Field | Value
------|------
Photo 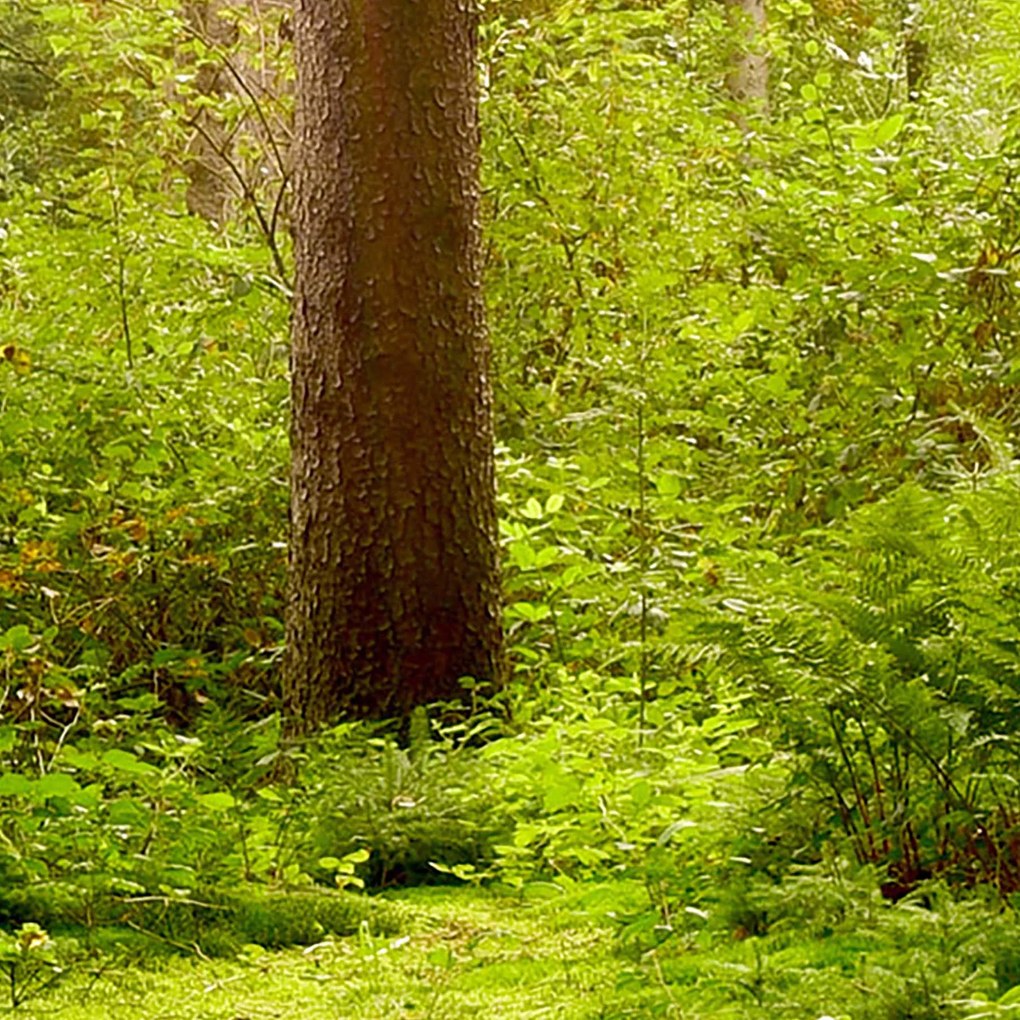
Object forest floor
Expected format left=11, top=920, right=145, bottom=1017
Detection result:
left=33, top=888, right=638, bottom=1020
left=23, top=883, right=1017, bottom=1019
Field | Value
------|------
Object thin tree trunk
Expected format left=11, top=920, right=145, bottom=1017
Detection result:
left=724, top=0, right=769, bottom=123
left=901, top=2, right=928, bottom=102
left=284, top=0, right=504, bottom=726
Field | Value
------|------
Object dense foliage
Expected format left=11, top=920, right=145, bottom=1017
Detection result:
left=0, top=0, right=1019, bottom=1015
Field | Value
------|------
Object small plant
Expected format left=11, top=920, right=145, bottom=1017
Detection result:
left=305, top=713, right=512, bottom=888
left=0, top=923, right=78, bottom=1009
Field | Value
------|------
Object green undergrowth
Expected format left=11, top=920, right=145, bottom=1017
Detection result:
left=11, top=881, right=1020, bottom=1019
left=2, top=0, right=1020, bottom=1017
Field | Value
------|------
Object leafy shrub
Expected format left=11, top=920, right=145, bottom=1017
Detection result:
left=468, top=666, right=770, bottom=942
left=629, top=863, right=1020, bottom=1019
left=0, top=923, right=80, bottom=1009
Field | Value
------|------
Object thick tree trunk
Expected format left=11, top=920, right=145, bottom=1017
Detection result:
left=724, top=0, right=769, bottom=122
left=284, top=0, right=504, bottom=725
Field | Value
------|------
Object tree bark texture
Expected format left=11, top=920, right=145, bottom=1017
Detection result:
left=284, top=0, right=503, bottom=725
left=724, top=0, right=769, bottom=122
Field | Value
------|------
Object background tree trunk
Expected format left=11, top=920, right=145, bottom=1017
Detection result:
left=182, top=0, right=238, bottom=223
left=901, top=1, right=928, bottom=102
left=284, top=0, right=504, bottom=726
left=724, top=0, right=769, bottom=123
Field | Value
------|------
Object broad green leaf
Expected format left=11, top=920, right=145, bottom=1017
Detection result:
left=513, top=823, right=542, bottom=848
left=874, top=112, right=906, bottom=146
left=630, top=780, right=652, bottom=808
left=0, top=626, right=32, bottom=652
left=36, top=773, right=81, bottom=799
left=107, top=797, right=150, bottom=826
left=521, top=497, right=544, bottom=520
left=508, top=541, right=537, bottom=570
left=101, top=749, right=157, bottom=775
left=0, top=774, right=33, bottom=797
left=198, top=791, right=236, bottom=811
left=656, top=473, right=681, bottom=498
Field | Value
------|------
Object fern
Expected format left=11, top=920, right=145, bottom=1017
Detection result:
left=701, top=470, right=1020, bottom=895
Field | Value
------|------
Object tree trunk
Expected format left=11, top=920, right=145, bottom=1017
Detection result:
left=284, top=0, right=504, bottom=726
left=900, top=2, right=928, bottom=102
left=724, top=0, right=769, bottom=123
left=182, top=0, right=238, bottom=223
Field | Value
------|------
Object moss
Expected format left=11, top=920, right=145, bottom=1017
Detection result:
left=0, top=882, right=404, bottom=957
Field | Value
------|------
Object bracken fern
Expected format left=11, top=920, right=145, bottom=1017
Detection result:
left=699, top=473, right=1020, bottom=896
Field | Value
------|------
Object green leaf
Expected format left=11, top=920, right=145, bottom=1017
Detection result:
left=0, top=774, right=33, bottom=797
left=36, top=773, right=81, bottom=799
left=630, top=780, right=652, bottom=808
left=850, top=130, right=871, bottom=152
left=535, top=546, right=559, bottom=568
left=656, top=474, right=681, bottom=498
left=60, top=747, right=99, bottom=770
left=545, top=493, right=565, bottom=514
left=0, top=626, right=32, bottom=652
left=197, top=791, right=236, bottom=811
left=40, top=5, right=75, bottom=23
left=508, top=601, right=551, bottom=623
left=874, top=112, right=906, bottom=146
left=101, top=749, right=157, bottom=775
left=521, top=497, right=544, bottom=520
left=107, top=797, right=150, bottom=827
left=513, top=823, right=542, bottom=848
left=426, top=946, right=455, bottom=968
left=101, top=442, right=135, bottom=462
left=542, top=773, right=581, bottom=811
left=508, top=541, right=537, bottom=570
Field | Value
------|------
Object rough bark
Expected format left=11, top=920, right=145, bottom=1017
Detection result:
left=724, top=0, right=769, bottom=123
left=284, top=0, right=504, bottom=725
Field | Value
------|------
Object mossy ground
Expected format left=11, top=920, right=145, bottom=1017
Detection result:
left=26, top=888, right=626, bottom=1019
left=15, top=885, right=1020, bottom=1019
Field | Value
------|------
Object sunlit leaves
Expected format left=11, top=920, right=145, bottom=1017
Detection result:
left=849, top=111, right=906, bottom=151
